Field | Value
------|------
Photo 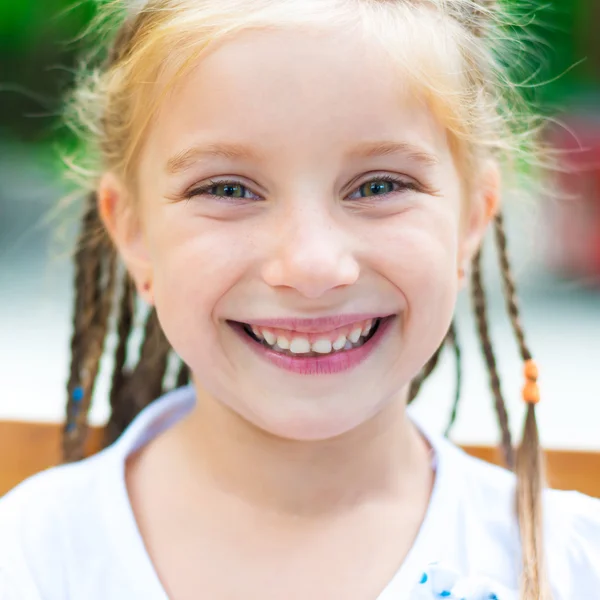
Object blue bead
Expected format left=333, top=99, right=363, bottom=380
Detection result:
left=72, top=387, right=84, bottom=403
left=420, top=573, right=428, bottom=584
left=440, top=592, right=451, bottom=598
left=489, top=595, right=498, bottom=600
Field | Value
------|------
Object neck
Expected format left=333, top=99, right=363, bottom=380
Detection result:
left=171, top=384, right=433, bottom=517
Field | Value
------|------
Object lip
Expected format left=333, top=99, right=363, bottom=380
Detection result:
left=240, top=313, right=394, bottom=334
left=230, top=315, right=396, bottom=375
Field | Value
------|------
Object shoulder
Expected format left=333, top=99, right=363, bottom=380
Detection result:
left=456, top=448, right=600, bottom=552
left=0, top=447, right=114, bottom=525
left=543, top=488, right=600, bottom=597
left=0, top=450, right=117, bottom=599
left=443, top=442, right=600, bottom=596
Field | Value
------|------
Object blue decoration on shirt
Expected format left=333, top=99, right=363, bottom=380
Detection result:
left=420, top=573, right=428, bottom=584
left=439, top=592, right=452, bottom=598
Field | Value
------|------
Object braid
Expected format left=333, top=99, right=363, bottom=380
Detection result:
left=470, top=247, right=515, bottom=469
left=407, top=345, right=443, bottom=405
left=104, top=308, right=171, bottom=446
left=132, top=308, right=171, bottom=407
left=176, top=361, right=191, bottom=388
left=63, top=193, right=117, bottom=463
left=493, top=214, right=531, bottom=361
left=407, top=321, right=459, bottom=406
left=493, top=213, right=550, bottom=600
left=103, top=274, right=135, bottom=446
left=444, top=320, right=463, bottom=437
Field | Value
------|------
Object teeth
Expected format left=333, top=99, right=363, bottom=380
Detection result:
left=289, top=338, right=311, bottom=354
left=248, top=318, right=382, bottom=356
left=349, top=327, right=362, bottom=343
left=332, top=335, right=347, bottom=351
left=312, top=339, right=333, bottom=354
left=262, top=330, right=276, bottom=345
left=276, top=335, right=290, bottom=350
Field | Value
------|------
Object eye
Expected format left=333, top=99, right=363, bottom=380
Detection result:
left=211, top=182, right=246, bottom=198
left=360, top=180, right=396, bottom=197
left=185, top=179, right=261, bottom=201
left=347, top=175, right=418, bottom=201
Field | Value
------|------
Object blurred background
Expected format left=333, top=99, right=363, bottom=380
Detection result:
left=0, top=0, right=598, bottom=450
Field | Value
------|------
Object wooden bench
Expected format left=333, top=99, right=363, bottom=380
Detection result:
left=1, top=421, right=599, bottom=498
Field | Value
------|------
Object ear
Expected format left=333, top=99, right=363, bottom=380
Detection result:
left=458, top=161, right=500, bottom=286
left=97, top=173, right=155, bottom=305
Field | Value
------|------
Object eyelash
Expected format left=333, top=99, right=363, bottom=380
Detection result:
left=184, top=174, right=421, bottom=203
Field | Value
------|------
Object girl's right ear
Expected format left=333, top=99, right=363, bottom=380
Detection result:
left=97, top=172, right=155, bottom=305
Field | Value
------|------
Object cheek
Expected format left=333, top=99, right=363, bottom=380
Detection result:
left=142, top=205, right=254, bottom=351
left=373, top=204, right=460, bottom=343
left=375, top=203, right=460, bottom=288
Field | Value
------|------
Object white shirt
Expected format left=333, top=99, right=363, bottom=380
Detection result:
left=1, top=385, right=599, bottom=600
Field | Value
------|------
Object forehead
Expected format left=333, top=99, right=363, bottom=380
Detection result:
left=146, top=26, right=452, bottom=168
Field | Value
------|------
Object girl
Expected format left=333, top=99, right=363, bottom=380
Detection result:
left=1, top=0, right=598, bottom=599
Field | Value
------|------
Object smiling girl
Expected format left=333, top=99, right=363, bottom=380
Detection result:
left=1, top=1, right=599, bottom=599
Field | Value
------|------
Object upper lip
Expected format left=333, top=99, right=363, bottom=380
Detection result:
left=235, top=313, right=393, bottom=334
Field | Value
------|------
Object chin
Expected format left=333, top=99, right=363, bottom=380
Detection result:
left=237, top=395, right=385, bottom=442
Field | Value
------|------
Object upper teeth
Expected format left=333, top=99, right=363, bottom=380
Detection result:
left=262, top=330, right=277, bottom=345
left=249, top=318, right=379, bottom=355
left=348, top=327, right=362, bottom=343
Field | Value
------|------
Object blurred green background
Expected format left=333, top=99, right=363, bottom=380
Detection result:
left=1, top=0, right=599, bottom=144
left=0, top=1, right=598, bottom=447
left=0, top=0, right=598, bottom=138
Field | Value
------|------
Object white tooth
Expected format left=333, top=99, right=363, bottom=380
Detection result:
left=262, top=330, right=276, bottom=345
left=349, top=327, right=362, bottom=343
left=361, top=322, right=372, bottom=337
left=277, top=335, right=290, bottom=350
left=344, top=341, right=353, bottom=350
left=312, top=339, right=333, bottom=354
left=332, top=335, right=347, bottom=351
left=252, top=326, right=263, bottom=339
left=290, top=337, right=311, bottom=354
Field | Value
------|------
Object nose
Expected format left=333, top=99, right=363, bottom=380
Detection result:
left=261, top=206, right=360, bottom=299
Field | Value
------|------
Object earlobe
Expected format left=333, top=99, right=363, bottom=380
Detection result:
left=97, top=173, right=155, bottom=305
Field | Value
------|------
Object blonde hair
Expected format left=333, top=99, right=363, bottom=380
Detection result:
left=62, top=1, right=550, bottom=598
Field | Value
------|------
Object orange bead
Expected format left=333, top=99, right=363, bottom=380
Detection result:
left=524, top=359, right=539, bottom=382
left=523, top=381, right=540, bottom=405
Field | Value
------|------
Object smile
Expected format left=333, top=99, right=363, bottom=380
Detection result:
left=228, top=315, right=396, bottom=375
left=244, top=317, right=381, bottom=357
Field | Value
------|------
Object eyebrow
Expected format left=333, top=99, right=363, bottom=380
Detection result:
left=346, top=140, right=440, bottom=166
left=166, top=139, right=439, bottom=175
left=166, top=142, right=264, bottom=174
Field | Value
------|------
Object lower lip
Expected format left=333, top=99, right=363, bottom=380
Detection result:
left=230, top=316, right=396, bottom=375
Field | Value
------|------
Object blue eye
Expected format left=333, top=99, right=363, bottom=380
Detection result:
left=360, top=180, right=396, bottom=197
left=185, top=179, right=260, bottom=201
left=349, top=175, right=417, bottom=201
left=211, top=182, right=246, bottom=197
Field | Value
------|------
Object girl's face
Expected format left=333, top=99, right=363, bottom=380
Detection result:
left=102, top=26, right=494, bottom=440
